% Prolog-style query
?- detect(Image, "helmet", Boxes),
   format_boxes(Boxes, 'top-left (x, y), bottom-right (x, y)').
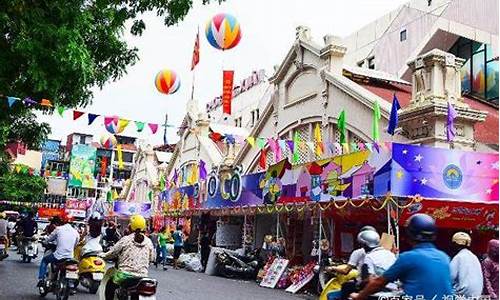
top-left (0, 212), bottom-right (6, 219)
top-left (360, 225), bottom-right (376, 233)
top-left (130, 215), bottom-right (146, 232)
top-left (406, 213), bottom-right (436, 242)
top-left (452, 232), bottom-right (471, 247)
top-left (357, 230), bottom-right (380, 248)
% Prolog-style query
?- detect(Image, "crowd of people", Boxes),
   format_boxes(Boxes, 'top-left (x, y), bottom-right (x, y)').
top-left (329, 214), bottom-right (499, 300)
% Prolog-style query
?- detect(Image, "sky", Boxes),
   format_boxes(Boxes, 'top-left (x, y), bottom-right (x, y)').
top-left (38, 0), bottom-right (408, 146)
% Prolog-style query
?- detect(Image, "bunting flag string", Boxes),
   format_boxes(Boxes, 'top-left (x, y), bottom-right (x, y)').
top-left (1, 95), bottom-right (185, 135)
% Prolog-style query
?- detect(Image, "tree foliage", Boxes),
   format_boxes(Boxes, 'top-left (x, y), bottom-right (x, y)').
top-left (0, 0), bottom-right (217, 172)
top-left (0, 168), bottom-right (47, 202)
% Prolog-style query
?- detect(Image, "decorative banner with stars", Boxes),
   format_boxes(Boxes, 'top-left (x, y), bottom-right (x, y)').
top-left (391, 143), bottom-right (499, 202)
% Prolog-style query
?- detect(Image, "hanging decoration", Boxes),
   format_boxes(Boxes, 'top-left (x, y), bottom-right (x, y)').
top-left (100, 134), bottom-right (117, 150)
top-left (104, 116), bottom-right (127, 134)
top-left (100, 156), bottom-right (108, 178)
top-left (205, 13), bottom-right (242, 51)
top-left (116, 144), bottom-right (124, 170)
top-left (155, 69), bottom-right (181, 95)
top-left (222, 70), bottom-right (234, 115)
top-left (73, 110), bottom-right (85, 120)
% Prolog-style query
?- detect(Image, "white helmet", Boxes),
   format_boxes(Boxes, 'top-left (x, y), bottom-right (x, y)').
top-left (452, 232), bottom-right (471, 247)
top-left (357, 230), bottom-right (380, 248)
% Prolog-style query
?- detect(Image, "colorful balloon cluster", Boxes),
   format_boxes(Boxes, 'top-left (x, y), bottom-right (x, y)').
top-left (100, 134), bottom-right (117, 149)
top-left (155, 69), bottom-right (181, 95)
top-left (205, 13), bottom-right (242, 51)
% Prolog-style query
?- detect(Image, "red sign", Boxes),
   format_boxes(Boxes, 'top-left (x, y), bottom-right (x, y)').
top-left (222, 70), bottom-right (234, 115)
top-left (38, 208), bottom-right (65, 218)
top-left (400, 200), bottom-right (498, 230)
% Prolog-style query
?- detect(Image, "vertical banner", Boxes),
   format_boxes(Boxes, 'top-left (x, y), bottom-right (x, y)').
top-left (68, 144), bottom-right (97, 188)
top-left (100, 156), bottom-right (108, 177)
top-left (222, 70), bottom-right (234, 115)
top-left (117, 144), bottom-right (124, 170)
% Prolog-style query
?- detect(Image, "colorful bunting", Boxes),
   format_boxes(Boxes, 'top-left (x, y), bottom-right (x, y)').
top-left (148, 123), bottom-right (159, 134)
top-left (387, 94), bottom-right (401, 135)
top-left (40, 99), bottom-right (53, 107)
top-left (338, 110), bottom-right (346, 143)
top-left (56, 105), bottom-right (65, 117)
top-left (135, 121), bottom-right (145, 132)
top-left (7, 97), bottom-right (18, 108)
top-left (372, 100), bottom-right (381, 141)
top-left (292, 132), bottom-right (300, 163)
top-left (88, 113), bottom-right (99, 125)
top-left (73, 110), bottom-right (85, 120)
top-left (256, 137), bottom-right (266, 149)
top-left (199, 160), bottom-right (207, 180)
top-left (246, 136), bottom-right (255, 148)
top-left (118, 119), bottom-right (130, 131)
top-left (191, 29), bottom-right (200, 70)
top-left (447, 101), bottom-right (458, 142)
top-left (314, 123), bottom-right (323, 156)
top-left (259, 148), bottom-right (267, 169)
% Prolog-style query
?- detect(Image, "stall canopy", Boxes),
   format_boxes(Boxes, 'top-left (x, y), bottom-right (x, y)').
top-left (160, 143), bottom-right (498, 228)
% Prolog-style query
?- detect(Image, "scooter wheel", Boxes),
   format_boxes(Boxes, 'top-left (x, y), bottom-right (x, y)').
top-left (38, 286), bottom-right (48, 298)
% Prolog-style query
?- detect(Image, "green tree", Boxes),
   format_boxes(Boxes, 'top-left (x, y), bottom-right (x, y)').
top-left (0, 168), bottom-right (47, 202)
top-left (0, 0), bottom-right (217, 172)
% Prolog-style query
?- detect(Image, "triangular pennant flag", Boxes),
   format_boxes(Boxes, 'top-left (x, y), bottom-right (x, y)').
top-left (350, 143), bottom-right (358, 152)
top-left (199, 160), bottom-right (207, 180)
top-left (40, 99), bottom-right (53, 107)
top-left (314, 123), bottom-right (323, 156)
top-left (256, 137), bottom-right (266, 149)
top-left (259, 148), bottom-right (267, 169)
top-left (23, 97), bottom-right (37, 106)
top-left (15, 165), bottom-right (21, 173)
top-left (7, 97), bottom-right (19, 107)
top-left (88, 113), bottom-right (99, 125)
top-left (358, 143), bottom-right (365, 151)
top-left (365, 143), bottom-right (373, 152)
top-left (342, 143), bottom-right (350, 154)
top-left (118, 118), bottom-right (129, 131)
top-left (135, 121), bottom-right (145, 132)
top-left (373, 142), bottom-right (380, 153)
top-left (73, 110), bottom-right (85, 120)
top-left (246, 136), bottom-right (255, 148)
top-left (112, 189), bottom-right (119, 200)
top-left (327, 142), bottom-right (335, 155)
top-left (56, 105), bottom-right (65, 117)
top-left (292, 132), bottom-right (301, 163)
top-left (278, 140), bottom-right (287, 153)
top-left (338, 110), bottom-right (347, 143)
top-left (148, 123), bottom-right (159, 134)
top-left (306, 141), bottom-right (315, 153)
top-left (286, 140), bottom-right (294, 153)
top-left (372, 100), bottom-right (381, 141)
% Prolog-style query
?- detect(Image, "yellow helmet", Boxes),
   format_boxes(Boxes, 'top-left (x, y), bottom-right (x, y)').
top-left (452, 232), bottom-right (471, 247)
top-left (129, 214), bottom-right (146, 232)
top-left (0, 212), bottom-right (5, 219)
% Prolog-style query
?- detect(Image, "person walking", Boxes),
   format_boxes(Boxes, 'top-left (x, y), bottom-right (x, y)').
top-left (482, 239), bottom-right (499, 300)
top-left (199, 231), bottom-right (211, 272)
top-left (158, 227), bottom-right (169, 270)
top-left (450, 232), bottom-right (483, 297)
top-left (172, 225), bottom-right (185, 269)
top-left (351, 214), bottom-right (453, 300)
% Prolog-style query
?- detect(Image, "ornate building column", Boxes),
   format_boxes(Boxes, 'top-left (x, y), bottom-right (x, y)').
top-left (399, 49), bottom-right (487, 150)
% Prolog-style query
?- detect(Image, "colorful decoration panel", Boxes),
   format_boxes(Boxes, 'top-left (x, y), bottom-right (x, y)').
top-left (68, 144), bottom-right (97, 188)
top-left (390, 143), bottom-right (499, 202)
top-left (113, 201), bottom-right (152, 218)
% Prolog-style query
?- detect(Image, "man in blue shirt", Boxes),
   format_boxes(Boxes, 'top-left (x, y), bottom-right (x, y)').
top-left (172, 225), bottom-right (184, 269)
top-left (351, 214), bottom-right (453, 300)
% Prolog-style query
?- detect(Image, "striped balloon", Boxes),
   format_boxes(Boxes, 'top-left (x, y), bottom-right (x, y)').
top-left (205, 13), bottom-right (241, 51)
top-left (155, 69), bottom-right (180, 95)
top-left (100, 134), bottom-right (117, 149)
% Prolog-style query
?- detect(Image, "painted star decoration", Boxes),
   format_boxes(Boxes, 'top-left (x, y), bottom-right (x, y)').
top-left (491, 161), bottom-right (499, 170)
top-left (402, 149), bottom-right (408, 155)
top-left (420, 178), bottom-right (428, 185)
top-left (486, 188), bottom-right (493, 194)
top-left (414, 154), bottom-right (423, 162)
top-left (396, 170), bottom-right (404, 179)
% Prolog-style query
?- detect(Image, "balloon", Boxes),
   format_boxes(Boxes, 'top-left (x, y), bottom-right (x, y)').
top-left (155, 69), bottom-right (180, 95)
top-left (205, 13), bottom-right (241, 50)
top-left (104, 116), bottom-right (127, 134)
top-left (100, 134), bottom-right (117, 149)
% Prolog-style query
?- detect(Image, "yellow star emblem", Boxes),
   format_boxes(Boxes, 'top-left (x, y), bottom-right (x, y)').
top-left (396, 170), bottom-right (404, 179)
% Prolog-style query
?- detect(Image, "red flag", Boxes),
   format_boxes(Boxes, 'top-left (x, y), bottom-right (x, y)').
top-left (191, 30), bottom-right (200, 70)
top-left (259, 148), bottom-right (267, 169)
top-left (222, 70), bottom-right (234, 115)
top-left (73, 110), bottom-right (85, 120)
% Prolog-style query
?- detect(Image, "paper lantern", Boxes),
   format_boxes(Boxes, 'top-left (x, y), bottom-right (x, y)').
top-left (100, 134), bottom-right (117, 149)
top-left (205, 13), bottom-right (241, 50)
top-left (155, 69), bottom-right (180, 95)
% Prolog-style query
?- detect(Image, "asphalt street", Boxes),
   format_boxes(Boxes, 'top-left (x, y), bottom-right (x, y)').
top-left (0, 247), bottom-right (314, 300)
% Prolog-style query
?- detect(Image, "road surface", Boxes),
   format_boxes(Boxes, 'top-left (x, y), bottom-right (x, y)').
top-left (0, 247), bottom-right (314, 300)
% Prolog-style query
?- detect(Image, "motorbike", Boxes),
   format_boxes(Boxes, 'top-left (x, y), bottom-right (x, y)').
top-left (0, 236), bottom-right (8, 261)
top-left (20, 236), bottom-right (38, 263)
top-left (98, 267), bottom-right (158, 300)
top-left (214, 249), bottom-right (262, 279)
top-left (101, 239), bottom-right (116, 253)
top-left (75, 237), bottom-right (106, 294)
top-left (38, 257), bottom-right (79, 300)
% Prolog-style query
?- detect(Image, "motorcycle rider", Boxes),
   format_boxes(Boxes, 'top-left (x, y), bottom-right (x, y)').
top-left (103, 221), bottom-right (120, 245)
top-left (450, 232), bottom-right (483, 297)
top-left (0, 212), bottom-right (9, 251)
top-left (37, 214), bottom-right (80, 287)
top-left (329, 225), bottom-right (377, 276)
top-left (103, 214), bottom-right (155, 300)
top-left (351, 213), bottom-right (453, 300)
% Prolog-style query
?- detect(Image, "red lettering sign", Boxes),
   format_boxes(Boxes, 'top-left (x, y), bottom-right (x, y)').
top-left (222, 70), bottom-right (234, 115)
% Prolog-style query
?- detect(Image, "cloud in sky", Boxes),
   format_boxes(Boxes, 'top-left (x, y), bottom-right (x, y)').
top-left (38, 0), bottom-right (407, 145)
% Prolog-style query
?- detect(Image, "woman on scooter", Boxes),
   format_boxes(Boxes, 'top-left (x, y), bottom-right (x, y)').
top-left (103, 214), bottom-right (156, 300)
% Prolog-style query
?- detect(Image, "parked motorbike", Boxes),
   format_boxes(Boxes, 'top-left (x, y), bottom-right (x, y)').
top-left (98, 267), bottom-right (158, 300)
top-left (76, 237), bottom-right (106, 294)
top-left (0, 236), bottom-right (8, 261)
top-left (214, 249), bottom-right (262, 279)
top-left (20, 236), bottom-right (38, 263)
top-left (38, 257), bottom-right (79, 300)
